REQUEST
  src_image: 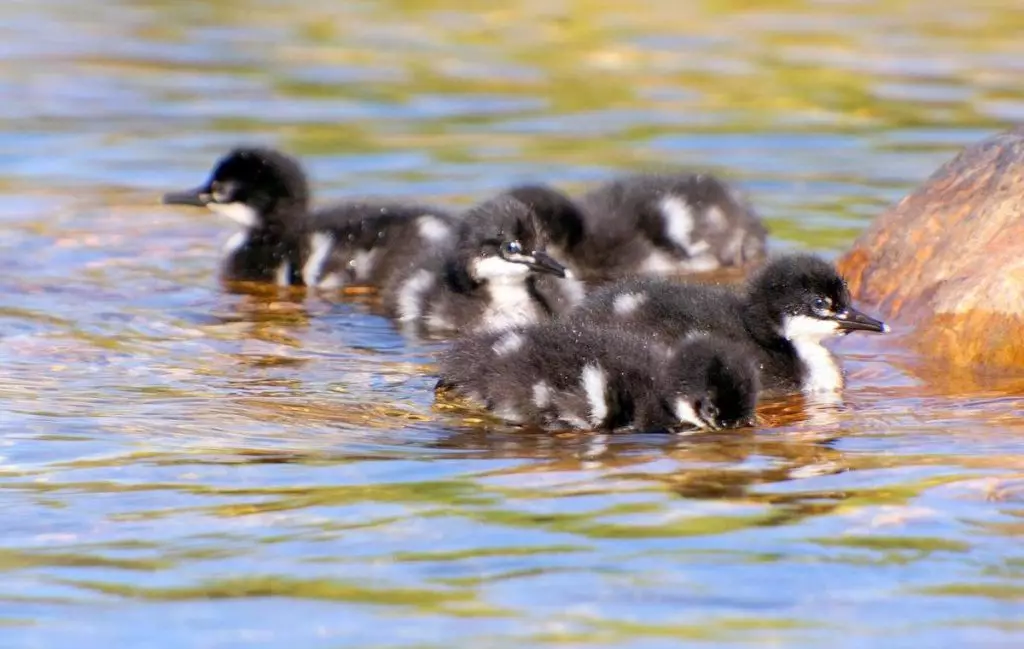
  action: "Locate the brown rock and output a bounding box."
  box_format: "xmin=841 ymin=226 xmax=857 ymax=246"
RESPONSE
xmin=838 ymin=128 xmax=1024 ymax=369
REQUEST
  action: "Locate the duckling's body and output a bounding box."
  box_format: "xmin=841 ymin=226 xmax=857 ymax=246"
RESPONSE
xmin=382 ymin=194 xmax=576 ymax=335
xmin=437 ymin=321 xmax=759 ymax=432
xmin=568 ymin=254 xmax=888 ymax=397
xmin=501 ymin=174 xmax=767 ymax=282
xmin=302 ymin=203 xmax=458 ymax=290
xmin=578 ymin=173 xmax=767 ymax=279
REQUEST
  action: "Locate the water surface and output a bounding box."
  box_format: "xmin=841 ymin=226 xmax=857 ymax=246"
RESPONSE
xmin=1 ymin=0 xmax=1023 ymax=646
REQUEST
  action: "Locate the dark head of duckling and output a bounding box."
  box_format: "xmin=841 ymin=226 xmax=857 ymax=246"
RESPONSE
xmin=445 ymin=194 xmax=569 ymax=293
xmin=743 ymin=254 xmax=888 ymax=347
xmin=163 ymin=147 xmax=311 ymax=284
xmin=662 ymin=336 xmax=760 ymax=430
xmin=163 ymin=147 xmax=309 ymax=234
xmin=505 ymin=184 xmax=587 ymax=254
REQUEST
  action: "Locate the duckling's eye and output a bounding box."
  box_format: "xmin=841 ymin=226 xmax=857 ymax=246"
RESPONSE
xmin=501 ymin=241 xmax=523 ymax=256
xmin=811 ymin=296 xmax=832 ymax=312
xmin=210 ymin=181 xmax=230 ymax=202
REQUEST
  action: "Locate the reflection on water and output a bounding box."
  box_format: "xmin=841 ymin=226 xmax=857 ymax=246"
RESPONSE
xmin=1 ymin=0 xmax=1023 ymax=646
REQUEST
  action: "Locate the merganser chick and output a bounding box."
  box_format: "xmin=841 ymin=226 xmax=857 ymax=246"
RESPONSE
xmin=436 ymin=321 xmax=759 ymax=432
xmin=501 ymin=175 xmax=767 ymax=282
xmin=162 ymin=147 xmax=458 ymax=287
xmin=382 ymin=194 xmax=573 ymax=335
xmin=568 ymin=254 xmax=888 ymax=397
xmin=163 ymin=147 xmax=310 ymax=285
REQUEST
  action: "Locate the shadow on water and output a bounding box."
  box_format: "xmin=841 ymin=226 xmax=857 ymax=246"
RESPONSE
xmin=0 ymin=0 xmax=1023 ymax=646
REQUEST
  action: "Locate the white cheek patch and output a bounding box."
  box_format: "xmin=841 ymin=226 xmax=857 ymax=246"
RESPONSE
xmin=208 ymin=202 xmax=259 ymax=228
xmin=580 ymin=363 xmax=608 ymax=428
xmin=302 ymin=232 xmax=334 ymax=287
xmin=416 ymin=215 xmax=453 ymax=244
xmin=612 ymin=292 xmax=647 ymax=316
xmin=471 ymin=255 xmax=531 ymax=282
xmin=492 ymin=331 xmax=524 ymax=356
xmin=781 ymin=314 xmax=841 ymax=343
xmin=674 ymin=398 xmax=707 ymax=430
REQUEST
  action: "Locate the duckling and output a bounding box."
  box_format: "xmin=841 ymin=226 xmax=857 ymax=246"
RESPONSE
xmin=568 ymin=254 xmax=888 ymax=397
xmin=382 ymin=194 xmax=575 ymax=335
xmin=501 ymin=174 xmax=767 ymax=282
xmin=163 ymin=147 xmax=310 ymax=285
xmin=436 ymin=321 xmax=759 ymax=432
xmin=579 ymin=172 xmax=767 ymax=278
xmin=162 ymin=147 xmax=457 ymax=287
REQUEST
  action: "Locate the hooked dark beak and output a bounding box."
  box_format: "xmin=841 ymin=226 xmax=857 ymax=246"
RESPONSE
xmin=523 ymin=250 xmax=568 ymax=278
xmin=834 ymin=306 xmax=889 ymax=333
xmin=162 ymin=187 xmax=211 ymax=207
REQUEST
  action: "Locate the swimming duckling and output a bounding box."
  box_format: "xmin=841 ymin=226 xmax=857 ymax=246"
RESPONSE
xmin=382 ymin=194 xmax=575 ymax=335
xmin=501 ymin=174 xmax=767 ymax=282
xmin=437 ymin=321 xmax=759 ymax=432
xmin=162 ymin=147 xmax=457 ymax=287
xmin=163 ymin=147 xmax=310 ymax=285
xmin=578 ymin=172 xmax=767 ymax=279
xmin=568 ymin=254 xmax=888 ymax=397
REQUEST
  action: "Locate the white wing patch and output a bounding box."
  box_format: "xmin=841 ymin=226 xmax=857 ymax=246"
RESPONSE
xmin=532 ymin=381 xmax=552 ymax=409
xmin=612 ymin=291 xmax=647 ymax=316
xmin=580 ymin=363 xmax=608 ymax=428
xmin=274 ymin=261 xmax=292 ymax=287
xmin=417 ymin=215 xmax=453 ymax=244
xmin=396 ymin=269 xmax=435 ymax=323
xmin=303 ymin=232 xmax=334 ymax=287
xmin=492 ymin=331 xmax=525 ymax=356
xmin=349 ymin=248 xmax=380 ymax=282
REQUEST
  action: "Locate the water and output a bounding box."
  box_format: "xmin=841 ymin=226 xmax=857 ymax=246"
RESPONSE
xmin=1 ymin=0 xmax=1023 ymax=646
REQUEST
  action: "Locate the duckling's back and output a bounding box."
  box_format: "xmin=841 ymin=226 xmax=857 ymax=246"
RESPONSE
xmin=306 ymin=202 xmax=458 ymax=289
xmin=568 ymin=277 xmax=751 ymax=347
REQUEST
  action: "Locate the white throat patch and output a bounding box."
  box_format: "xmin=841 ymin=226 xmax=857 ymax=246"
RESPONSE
xmin=781 ymin=315 xmax=844 ymax=394
xmin=208 ymin=202 xmax=260 ymax=228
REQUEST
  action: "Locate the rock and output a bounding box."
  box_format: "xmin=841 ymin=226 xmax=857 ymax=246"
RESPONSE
xmin=838 ymin=128 xmax=1024 ymax=369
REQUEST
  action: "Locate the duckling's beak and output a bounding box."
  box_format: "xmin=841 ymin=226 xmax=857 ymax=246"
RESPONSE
xmin=523 ymin=250 xmax=568 ymax=278
xmin=162 ymin=187 xmax=211 ymax=207
xmin=834 ymin=306 xmax=889 ymax=333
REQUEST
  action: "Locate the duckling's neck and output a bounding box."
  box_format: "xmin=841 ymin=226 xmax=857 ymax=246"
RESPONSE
xmin=741 ymin=304 xmax=842 ymax=395
xmin=479 ymin=276 xmax=544 ymax=332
